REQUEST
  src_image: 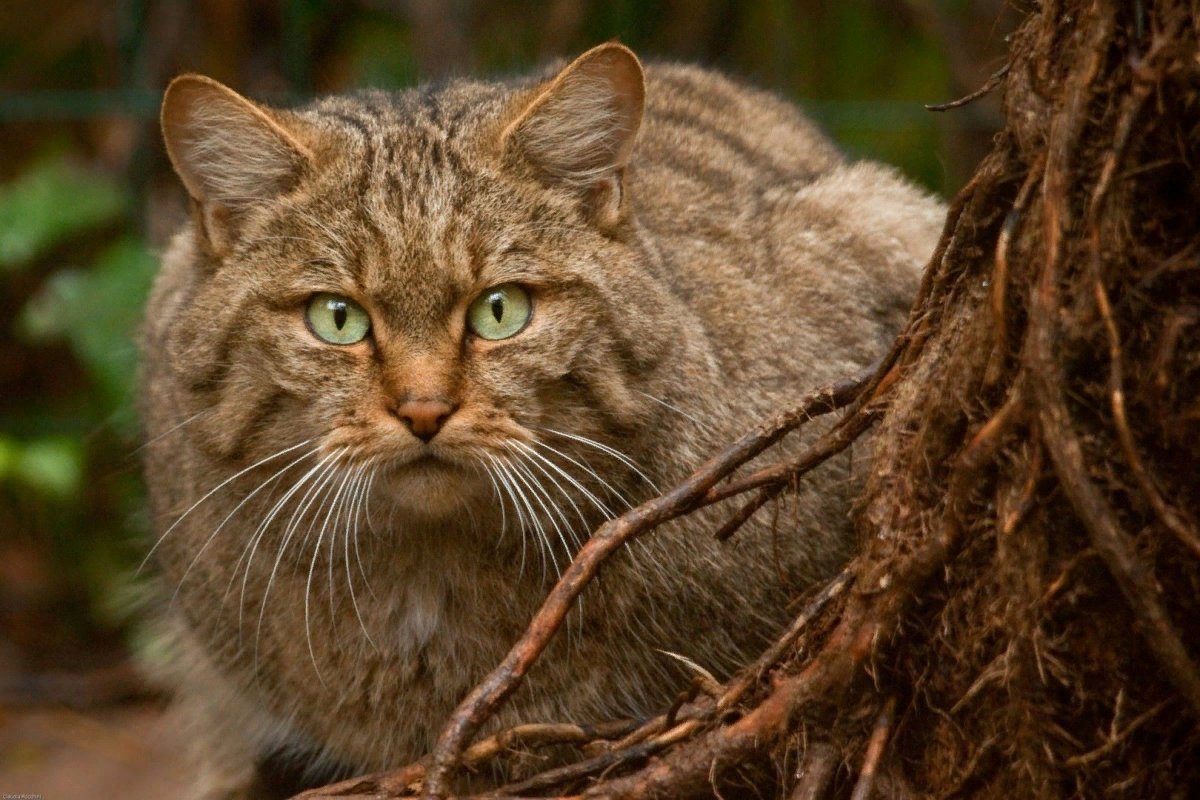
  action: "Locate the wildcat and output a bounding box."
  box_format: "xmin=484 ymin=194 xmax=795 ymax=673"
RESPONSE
xmin=140 ymin=43 xmax=943 ymax=798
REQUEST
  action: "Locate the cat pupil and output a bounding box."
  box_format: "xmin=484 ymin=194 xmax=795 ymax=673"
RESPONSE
xmin=333 ymin=305 xmax=347 ymax=330
xmin=491 ymin=295 xmax=504 ymax=322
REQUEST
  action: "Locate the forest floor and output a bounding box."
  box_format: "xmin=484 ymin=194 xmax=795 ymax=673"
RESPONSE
xmin=0 ymin=701 xmax=187 ymax=800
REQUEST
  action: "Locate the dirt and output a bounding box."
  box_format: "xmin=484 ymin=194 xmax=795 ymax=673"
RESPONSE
xmin=0 ymin=702 xmax=190 ymax=800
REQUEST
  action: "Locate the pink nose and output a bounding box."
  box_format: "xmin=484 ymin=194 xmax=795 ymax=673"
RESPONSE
xmin=394 ymin=398 xmax=455 ymax=443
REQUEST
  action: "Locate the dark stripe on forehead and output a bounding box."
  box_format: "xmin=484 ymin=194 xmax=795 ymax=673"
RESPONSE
xmin=322 ymin=111 xmax=379 ymax=200
xmin=420 ymin=86 xmax=443 ymax=127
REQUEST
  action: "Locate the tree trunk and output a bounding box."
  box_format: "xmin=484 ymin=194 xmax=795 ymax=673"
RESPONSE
xmin=300 ymin=1 xmax=1200 ymax=796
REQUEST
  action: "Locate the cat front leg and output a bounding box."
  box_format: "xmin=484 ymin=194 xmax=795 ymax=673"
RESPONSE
xmin=151 ymin=614 xmax=283 ymax=800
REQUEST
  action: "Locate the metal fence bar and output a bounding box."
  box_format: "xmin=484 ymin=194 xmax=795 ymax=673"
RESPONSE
xmin=0 ymin=91 xmax=1000 ymax=129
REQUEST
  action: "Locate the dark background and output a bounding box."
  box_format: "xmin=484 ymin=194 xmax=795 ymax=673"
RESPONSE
xmin=0 ymin=0 xmax=1015 ymax=793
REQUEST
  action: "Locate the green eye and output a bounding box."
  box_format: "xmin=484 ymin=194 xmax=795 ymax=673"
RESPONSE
xmin=467 ymin=284 xmax=532 ymax=341
xmin=306 ymin=293 xmax=371 ymax=345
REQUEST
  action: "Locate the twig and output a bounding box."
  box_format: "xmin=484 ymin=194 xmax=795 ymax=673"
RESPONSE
xmin=789 ymin=741 xmax=840 ymax=800
xmin=703 ymin=407 xmax=883 ymax=505
xmin=925 ymin=64 xmax=1010 ymax=112
xmin=463 ymin=719 xmax=641 ymax=763
xmin=713 ymin=487 xmax=776 ymax=541
xmin=849 ymin=698 xmax=896 ymax=800
xmin=717 ymin=570 xmax=854 ymax=713
xmin=987 ymin=152 xmax=1045 ymax=385
xmin=296 ymin=720 xmax=640 ymax=798
xmin=1062 ymin=699 xmax=1170 ymax=767
xmin=1094 ymin=276 xmax=1200 ymax=557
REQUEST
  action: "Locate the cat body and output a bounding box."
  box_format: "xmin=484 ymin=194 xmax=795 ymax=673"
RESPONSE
xmin=140 ymin=45 xmax=942 ymax=797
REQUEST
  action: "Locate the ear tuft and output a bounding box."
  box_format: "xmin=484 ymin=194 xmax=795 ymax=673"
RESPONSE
xmin=161 ymin=75 xmax=310 ymax=209
xmin=503 ymin=43 xmax=645 ymax=187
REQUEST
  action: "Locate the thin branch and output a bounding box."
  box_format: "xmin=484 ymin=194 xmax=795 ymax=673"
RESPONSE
xmin=789 ymin=741 xmax=840 ymax=800
xmin=925 ymin=64 xmax=1011 ymax=112
xmin=849 ymin=698 xmax=896 ymax=800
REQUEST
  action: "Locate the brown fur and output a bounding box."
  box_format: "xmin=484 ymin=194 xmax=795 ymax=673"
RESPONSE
xmin=140 ymin=44 xmax=943 ymax=797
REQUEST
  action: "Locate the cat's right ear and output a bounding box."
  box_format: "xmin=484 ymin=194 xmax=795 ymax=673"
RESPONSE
xmin=161 ymin=75 xmax=312 ymax=254
xmin=501 ymin=43 xmax=645 ymax=229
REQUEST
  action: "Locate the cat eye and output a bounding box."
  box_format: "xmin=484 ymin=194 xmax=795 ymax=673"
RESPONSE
xmin=306 ymin=293 xmax=371 ymax=345
xmin=466 ymin=283 xmax=532 ymax=341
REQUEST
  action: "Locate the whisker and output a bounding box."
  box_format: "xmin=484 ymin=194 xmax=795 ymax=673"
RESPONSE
xmin=476 ymin=456 xmax=508 ymax=538
xmin=226 ymin=449 xmax=333 ymax=623
xmin=536 ymin=427 xmax=659 ymax=492
xmin=254 ymin=449 xmax=346 ymax=667
xmin=635 ymin=389 xmax=714 ymax=432
xmin=343 ymin=460 xmax=378 ymax=651
xmin=353 ymin=467 xmax=379 ymax=601
xmin=505 ymin=444 xmax=586 ymax=644
xmin=504 ymin=450 xmax=573 ymax=575
xmin=492 ymin=455 xmax=551 ymax=583
xmin=131 ymin=409 xmax=208 ymax=458
xmin=529 ymin=440 xmax=658 ymax=587
xmin=139 ymin=438 xmax=315 ymax=573
xmin=328 ymin=461 xmax=365 ymax=620
xmin=517 ymin=440 xmax=616 ymax=520
xmin=170 ymin=446 xmax=318 ymax=608
xmin=486 ymin=454 xmax=528 ymax=577
xmin=530 ymin=438 xmax=637 ymax=511
xmin=509 ymin=441 xmax=593 ymax=538
xmin=304 ymin=462 xmax=356 ymax=685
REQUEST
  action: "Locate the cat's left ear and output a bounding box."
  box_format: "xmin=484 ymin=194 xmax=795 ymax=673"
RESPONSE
xmin=501 ymin=43 xmax=645 ymax=228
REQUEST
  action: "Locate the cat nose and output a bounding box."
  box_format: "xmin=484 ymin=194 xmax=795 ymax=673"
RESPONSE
xmin=393 ymin=398 xmax=455 ymax=443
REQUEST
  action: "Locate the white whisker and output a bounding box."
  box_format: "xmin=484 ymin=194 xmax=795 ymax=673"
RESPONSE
xmin=132 ymin=409 xmax=208 ymax=457
xmin=635 ymin=389 xmax=713 ymax=431
xmin=354 ymin=467 xmax=379 ymax=600
xmin=505 ymin=453 xmax=570 ymax=574
xmin=139 ymin=438 xmax=314 ymax=573
xmin=537 ymin=427 xmax=659 ymax=492
xmin=509 ymin=441 xmax=593 ymax=539
xmin=492 ymin=455 xmax=551 ymax=583
xmin=477 ymin=456 xmax=508 ymax=538
xmin=304 ymin=463 xmax=356 ymax=685
xmin=343 ymin=460 xmax=378 ymax=651
xmin=254 ymin=449 xmax=346 ymax=667
xmin=170 ymin=446 xmax=318 ymax=608
xmin=486 ymin=454 xmax=528 ymax=577
xmin=517 ymin=440 xmax=615 ymax=520
xmin=530 ymin=438 xmax=637 ymax=510
xmin=226 ymin=449 xmax=332 ymax=622
xmin=506 ymin=444 xmax=587 ymax=644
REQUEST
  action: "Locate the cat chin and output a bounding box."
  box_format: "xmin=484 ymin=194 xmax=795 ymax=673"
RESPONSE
xmin=375 ymin=457 xmax=484 ymax=519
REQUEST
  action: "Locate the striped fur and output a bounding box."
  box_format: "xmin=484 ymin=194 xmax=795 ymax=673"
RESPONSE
xmin=140 ymin=44 xmax=943 ymax=797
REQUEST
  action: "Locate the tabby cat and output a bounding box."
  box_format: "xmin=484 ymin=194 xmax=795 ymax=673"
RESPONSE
xmin=140 ymin=43 xmax=943 ymax=797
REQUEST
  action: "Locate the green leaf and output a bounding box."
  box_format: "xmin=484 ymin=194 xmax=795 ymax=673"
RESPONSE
xmin=19 ymin=237 xmax=157 ymax=414
xmin=12 ymin=436 xmax=83 ymax=497
xmin=0 ymin=154 xmax=127 ymax=269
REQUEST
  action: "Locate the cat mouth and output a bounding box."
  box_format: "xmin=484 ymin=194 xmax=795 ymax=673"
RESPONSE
xmin=388 ymin=448 xmax=467 ymax=474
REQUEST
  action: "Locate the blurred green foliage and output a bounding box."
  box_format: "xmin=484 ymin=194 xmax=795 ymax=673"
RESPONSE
xmin=0 ymin=156 xmax=126 ymax=269
xmin=0 ymin=0 xmax=1011 ymax=669
xmin=0 ymin=153 xmax=152 ymax=656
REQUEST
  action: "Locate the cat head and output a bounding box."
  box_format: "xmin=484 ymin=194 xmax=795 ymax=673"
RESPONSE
xmin=157 ymin=44 xmax=678 ymax=521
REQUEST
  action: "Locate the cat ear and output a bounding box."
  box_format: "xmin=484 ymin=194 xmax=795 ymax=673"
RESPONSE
xmin=502 ymin=43 xmax=645 ymax=226
xmin=161 ymin=75 xmax=312 ymax=252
